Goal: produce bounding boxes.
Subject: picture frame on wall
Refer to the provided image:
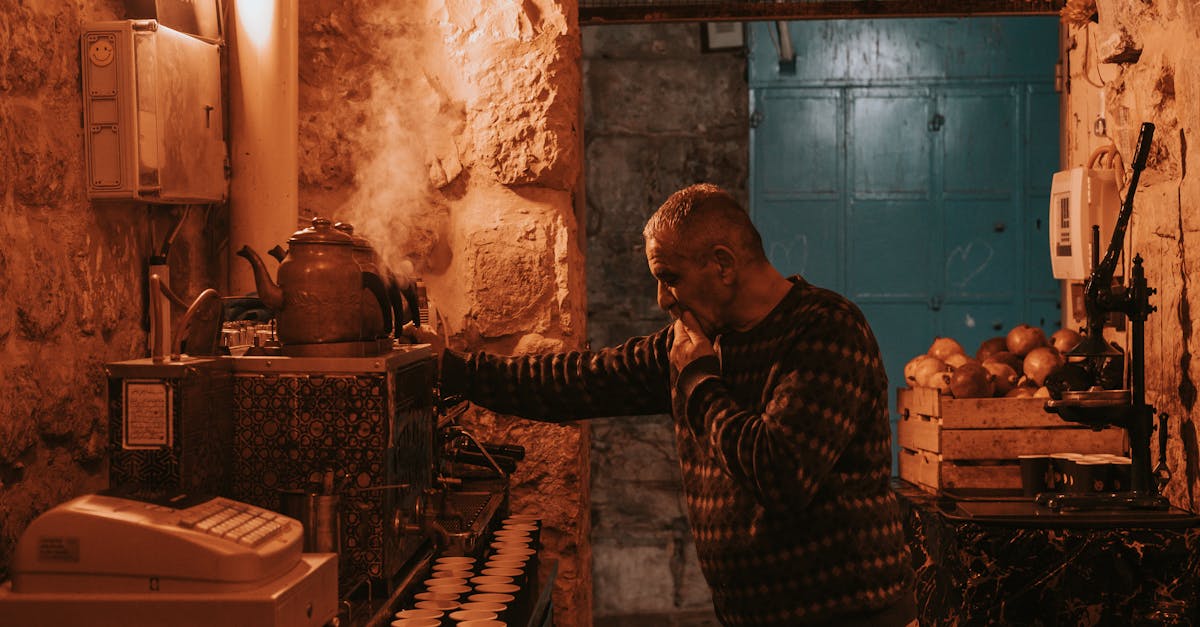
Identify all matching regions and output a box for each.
[700,22,744,53]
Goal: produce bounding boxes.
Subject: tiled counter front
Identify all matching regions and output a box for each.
[894,480,1200,626]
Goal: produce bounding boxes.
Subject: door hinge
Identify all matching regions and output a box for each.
[750,110,764,128]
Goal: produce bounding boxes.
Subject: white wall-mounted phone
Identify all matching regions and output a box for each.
[1049,166,1122,281]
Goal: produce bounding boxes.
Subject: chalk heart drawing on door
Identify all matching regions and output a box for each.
[946,240,995,289]
[770,234,809,276]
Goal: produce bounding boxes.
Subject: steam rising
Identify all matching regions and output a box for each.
[334,6,464,282]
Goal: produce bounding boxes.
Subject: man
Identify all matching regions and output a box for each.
[435,183,916,626]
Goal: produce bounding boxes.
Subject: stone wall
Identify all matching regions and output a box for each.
[295,1,591,625]
[581,22,748,621]
[0,1,225,578]
[1060,1,1200,510]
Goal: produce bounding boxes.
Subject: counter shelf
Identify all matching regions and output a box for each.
[895,478,1200,625]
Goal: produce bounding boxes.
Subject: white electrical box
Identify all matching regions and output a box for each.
[1049,167,1121,281]
[81,20,227,203]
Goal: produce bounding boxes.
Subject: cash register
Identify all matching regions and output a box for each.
[0,491,337,627]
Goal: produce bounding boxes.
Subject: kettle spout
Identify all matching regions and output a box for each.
[236,245,284,310]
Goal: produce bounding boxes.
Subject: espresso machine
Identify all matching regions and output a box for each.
[104,218,527,604]
[1042,122,1171,511]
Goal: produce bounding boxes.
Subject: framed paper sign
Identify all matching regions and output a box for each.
[701,22,744,53]
[123,379,173,449]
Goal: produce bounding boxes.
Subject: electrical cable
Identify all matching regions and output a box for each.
[158,204,193,259]
[1078,22,1107,89]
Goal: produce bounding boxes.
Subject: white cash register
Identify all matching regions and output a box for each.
[0,492,338,627]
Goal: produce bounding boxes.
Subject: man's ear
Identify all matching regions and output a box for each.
[712,245,737,282]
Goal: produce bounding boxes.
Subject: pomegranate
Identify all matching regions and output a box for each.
[927,337,966,361]
[929,370,953,395]
[1005,385,1035,398]
[945,353,975,369]
[982,361,1019,396]
[949,362,995,398]
[975,336,1008,362]
[983,351,1023,375]
[904,354,928,384]
[906,355,947,387]
[1006,324,1048,356]
[1050,328,1084,353]
[1023,346,1065,386]
[913,357,951,388]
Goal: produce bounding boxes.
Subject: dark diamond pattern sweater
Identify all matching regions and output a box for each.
[441,277,915,626]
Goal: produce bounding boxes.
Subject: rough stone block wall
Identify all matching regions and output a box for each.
[582,22,748,621]
[0,2,225,578]
[296,1,591,625]
[1061,1,1200,509]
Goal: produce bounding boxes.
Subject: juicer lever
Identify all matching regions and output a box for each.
[1155,412,1172,493]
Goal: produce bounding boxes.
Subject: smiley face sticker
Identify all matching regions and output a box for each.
[88,38,115,67]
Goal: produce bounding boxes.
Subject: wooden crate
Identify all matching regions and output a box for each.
[896,386,1126,493]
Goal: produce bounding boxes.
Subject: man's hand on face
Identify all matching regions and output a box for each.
[671,311,716,370]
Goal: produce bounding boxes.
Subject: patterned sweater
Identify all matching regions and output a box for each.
[441,277,916,626]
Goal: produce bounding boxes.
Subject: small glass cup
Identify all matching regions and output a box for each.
[458,601,508,614]
[414,591,459,603]
[414,599,460,612]
[471,575,514,586]
[434,561,474,572]
[424,577,468,588]
[423,583,470,596]
[394,608,445,621]
[475,583,521,595]
[448,609,499,622]
[490,540,530,551]
[390,619,441,627]
[431,568,472,579]
[468,592,516,605]
[1018,454,1052,497]
[481,567,523,578]
[435,555,477,566]
[493,529,531,541]
[493,546,535,557]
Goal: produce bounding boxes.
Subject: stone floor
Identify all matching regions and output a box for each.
[594,609,722,626]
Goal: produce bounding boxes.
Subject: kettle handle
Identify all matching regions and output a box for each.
[386,272,409,330]
[387,272,422,328]
[362,271,393,337]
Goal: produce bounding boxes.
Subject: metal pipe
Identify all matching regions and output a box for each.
[227,0,299,297]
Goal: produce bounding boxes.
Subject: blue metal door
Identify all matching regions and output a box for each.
[748,18,1061,464]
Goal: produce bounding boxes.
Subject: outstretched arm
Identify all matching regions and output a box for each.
[441,327,676,422]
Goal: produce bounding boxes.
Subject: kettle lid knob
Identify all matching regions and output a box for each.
[290,215,353,245]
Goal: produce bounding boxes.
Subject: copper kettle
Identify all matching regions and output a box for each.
[237,217,390,346]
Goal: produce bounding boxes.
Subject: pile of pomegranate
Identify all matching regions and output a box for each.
[903,325,1086,399]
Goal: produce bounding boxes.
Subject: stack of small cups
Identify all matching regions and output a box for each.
[391,555,480,626]
[393,552,514,626]
[472,514,542,624]
[393,516,542,626]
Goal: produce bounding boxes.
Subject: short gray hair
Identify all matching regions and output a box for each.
[643,184,766,263]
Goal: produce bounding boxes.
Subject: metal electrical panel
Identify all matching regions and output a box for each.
[81,20,227,203]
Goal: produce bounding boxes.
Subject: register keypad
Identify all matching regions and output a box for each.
[176,497,286,546]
